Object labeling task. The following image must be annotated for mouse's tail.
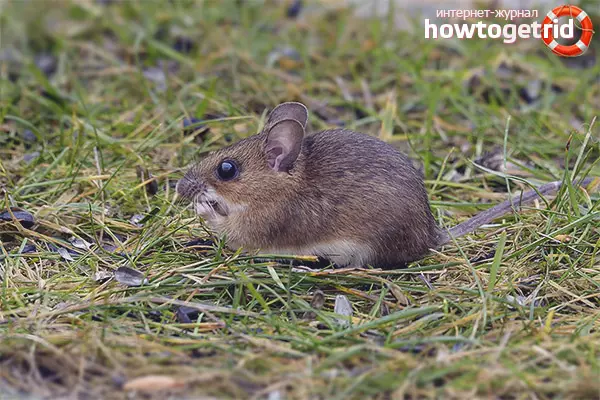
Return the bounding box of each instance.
[438,177,596,246]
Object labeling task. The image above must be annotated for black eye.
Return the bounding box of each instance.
[216,160,239,181]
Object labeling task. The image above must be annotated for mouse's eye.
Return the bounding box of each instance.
[216,160,239,181]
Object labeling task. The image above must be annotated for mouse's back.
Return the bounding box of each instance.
[293,129,440,267]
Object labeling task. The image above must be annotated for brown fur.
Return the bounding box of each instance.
[178,122,441,269]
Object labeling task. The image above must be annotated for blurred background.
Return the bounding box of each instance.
[1,0,597,184]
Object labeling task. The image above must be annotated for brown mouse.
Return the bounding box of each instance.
[177,102,594,269]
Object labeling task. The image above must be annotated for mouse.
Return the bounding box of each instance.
[176,102,594,269]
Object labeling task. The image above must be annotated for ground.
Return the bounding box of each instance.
[0,1,599,399]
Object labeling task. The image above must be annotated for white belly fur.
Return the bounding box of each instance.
[262,239,373,268]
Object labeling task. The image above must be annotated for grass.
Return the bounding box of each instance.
[1,0,599,398]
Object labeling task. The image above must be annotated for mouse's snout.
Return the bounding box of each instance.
[177,170,232,221]
[176,172,205,201]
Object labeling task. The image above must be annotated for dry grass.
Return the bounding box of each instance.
[0,1,599,399]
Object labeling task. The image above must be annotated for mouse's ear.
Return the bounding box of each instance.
[265,118,304,172]
[266,102,308,129]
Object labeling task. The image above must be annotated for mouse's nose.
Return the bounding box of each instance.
[176,174,202,200]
